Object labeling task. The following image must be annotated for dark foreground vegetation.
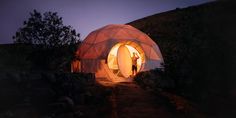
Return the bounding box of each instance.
[0,72,111,118]
[0,43,112,117]
[131,1,236,117]
[0,44,77,72]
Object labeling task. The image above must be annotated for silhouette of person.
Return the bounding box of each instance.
[132,52,139,76]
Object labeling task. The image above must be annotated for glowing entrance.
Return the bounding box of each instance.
[107,42,145,78]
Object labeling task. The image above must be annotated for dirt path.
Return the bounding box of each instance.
[103,81,174,118]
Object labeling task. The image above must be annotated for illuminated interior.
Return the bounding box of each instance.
[107,42,145,78]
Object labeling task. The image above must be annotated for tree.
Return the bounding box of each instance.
[13,10,80,48]
[13,10,80,70]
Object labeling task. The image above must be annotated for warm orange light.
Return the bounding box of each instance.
[125,45,142,70]
[107,42,144,78]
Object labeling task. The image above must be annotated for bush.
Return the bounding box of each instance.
[134,69,175,91]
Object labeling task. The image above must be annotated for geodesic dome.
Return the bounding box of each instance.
[72,24,164,82]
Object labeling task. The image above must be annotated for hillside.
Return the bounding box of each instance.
[129,0,236,117]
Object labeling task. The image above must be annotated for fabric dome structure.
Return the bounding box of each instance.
[71,24,164,82]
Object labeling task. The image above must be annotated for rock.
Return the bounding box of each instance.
[176,105,185,111]
[74,110,83,117]
[4,110,14,118]
[58,96,74,108]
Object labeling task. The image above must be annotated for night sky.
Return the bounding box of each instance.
[0,0,214,44]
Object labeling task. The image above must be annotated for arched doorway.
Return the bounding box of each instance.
[107,41,145,78]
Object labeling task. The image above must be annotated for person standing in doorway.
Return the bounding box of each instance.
[132,52,139,76]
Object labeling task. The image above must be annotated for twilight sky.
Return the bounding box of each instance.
[0,0,214,44]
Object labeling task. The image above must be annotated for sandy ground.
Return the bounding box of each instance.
[110,82,174,118]
[97,78,209,118]
[97,79,174,118]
